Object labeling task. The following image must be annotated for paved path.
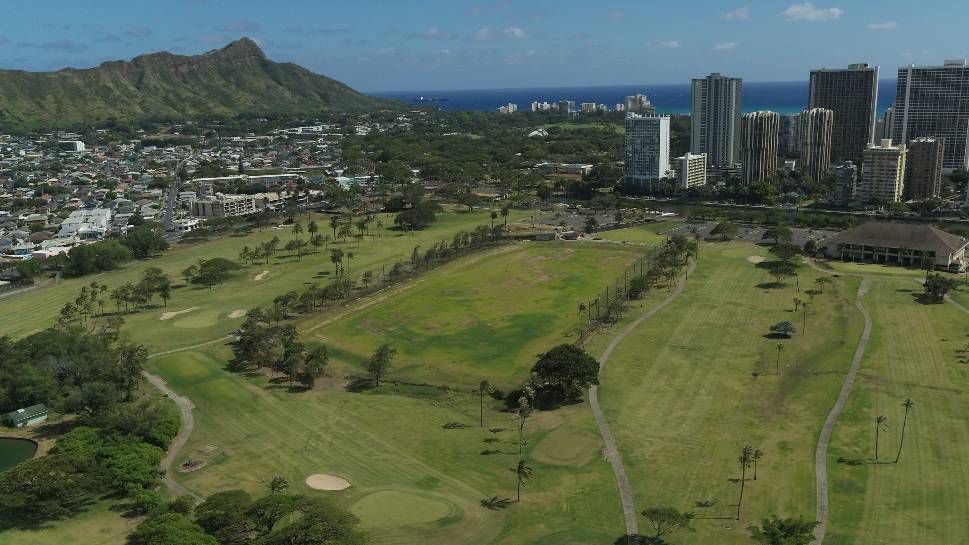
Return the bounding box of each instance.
[590,261,696,543]
[143,370,201,499]
[944,294,969,315]
[812,277,872,544]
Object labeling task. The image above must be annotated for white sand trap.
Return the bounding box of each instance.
[747,255,766,264]
[253,270,269,281]
[305,474,351,491]
[228,309,247,319]
[160,307,199,320]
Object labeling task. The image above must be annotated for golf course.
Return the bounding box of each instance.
[2,211,968,545]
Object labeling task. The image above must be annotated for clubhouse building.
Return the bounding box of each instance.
[821,222,968,272]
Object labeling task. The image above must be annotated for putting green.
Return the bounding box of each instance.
[172,310,221,329]
[350,489,456,529]
[531,426,601,467]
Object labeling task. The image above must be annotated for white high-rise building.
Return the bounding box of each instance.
[893,59,969,172]
[624,114,671,189]
[675,153,707,189]
[740,111,780,185]
[798,108,834,182]
[858,139,907,203]
[691,73,742,168]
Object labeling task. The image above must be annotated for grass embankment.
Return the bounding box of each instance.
[0,210,527,351]
[585,242,863,544]
[824,279,969,545]
[593,220,682,245]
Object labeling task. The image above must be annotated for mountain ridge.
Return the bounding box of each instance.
[0,38,391,131]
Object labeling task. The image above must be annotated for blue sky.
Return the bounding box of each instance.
[1,0,966,92]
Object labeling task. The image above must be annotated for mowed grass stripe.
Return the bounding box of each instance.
[826,279,969,545]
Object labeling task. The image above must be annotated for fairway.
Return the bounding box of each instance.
[306,242,645,389]
[0,209,528,351]
[824,279,969,544]
[585,242,864,544]
[146,342,624,545]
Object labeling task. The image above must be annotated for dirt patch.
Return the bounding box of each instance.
[305,473,351,491]
[747,255,766,264]
[178,444,220,473]
[160,307,199,321]
[228,309,247,319]
[253,269,269,281]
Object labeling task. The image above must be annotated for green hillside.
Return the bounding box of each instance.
[0,38,390,131]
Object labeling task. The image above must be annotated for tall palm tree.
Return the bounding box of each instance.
[346,251,354,275]
[515,459,533,502]
[479,380,491,427]
[737,444,753,520]
[752,449,763,480]
[874,415,888,460]
[490,210,498,229]
[330,215,340,239]
[291,222,304,261]
[894,399,914,463]
[775,343,785,375]
[500,206,509,226]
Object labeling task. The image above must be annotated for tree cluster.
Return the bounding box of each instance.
[131,490,366,545]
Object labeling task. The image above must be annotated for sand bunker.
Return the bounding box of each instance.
[228,309,247,319]
[305,474,351,491]
[253,270,269,281]
[747,256,766,264]
[160,307,199,320]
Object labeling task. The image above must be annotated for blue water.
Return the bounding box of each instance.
[374,81,897,115]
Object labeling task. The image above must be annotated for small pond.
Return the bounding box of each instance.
[0,437,38,472]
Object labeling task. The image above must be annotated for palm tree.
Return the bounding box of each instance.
[517,396,532,456]
[775,343,785,375]
[490,210,498,229]
[500,205,509,226]
[346,251,354,275]
[737,444,753,520]
[308,219,319,242]
[894,399,914,463]
[329,215,340,239]
[478,380,491,427]
[291,222,304,261]
[515,459,533,502]
[874,415,888,460]
[752,449,763,480]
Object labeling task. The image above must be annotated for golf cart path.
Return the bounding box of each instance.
[811,275,872,544]
[590,260,696,541]
[143,370,200,499]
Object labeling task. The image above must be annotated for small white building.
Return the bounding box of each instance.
[57,208,112,240]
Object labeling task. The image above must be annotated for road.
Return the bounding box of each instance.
[590,261,696,543]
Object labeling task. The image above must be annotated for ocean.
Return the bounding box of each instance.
[373,81,897,116]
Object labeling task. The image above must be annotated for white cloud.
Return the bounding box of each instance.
[867,21,898,30]
[473,27,529,41]
[723,6,750,21]
[781,3,843,22]
[647,40,681,49]
[406,27,456,40]
[712,42,737,51]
